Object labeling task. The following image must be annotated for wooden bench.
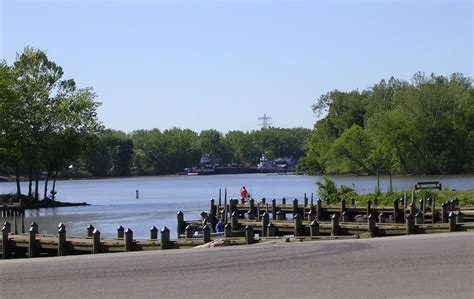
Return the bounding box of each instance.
[414,181,442,190]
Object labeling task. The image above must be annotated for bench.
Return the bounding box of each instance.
[414,181,442,191]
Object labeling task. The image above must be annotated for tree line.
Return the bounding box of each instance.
[298,72,474,175]
[81,127,311,177]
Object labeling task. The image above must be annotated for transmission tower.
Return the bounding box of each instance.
[258,114,273,129]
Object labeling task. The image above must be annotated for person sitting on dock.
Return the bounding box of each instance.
[215,219,225,232]
[240,186,248,203]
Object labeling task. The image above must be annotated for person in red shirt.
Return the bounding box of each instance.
[240,186,248,202]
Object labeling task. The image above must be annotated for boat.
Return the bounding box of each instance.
[256,153,281,173]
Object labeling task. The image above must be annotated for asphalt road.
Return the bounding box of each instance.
[1,232,473,299]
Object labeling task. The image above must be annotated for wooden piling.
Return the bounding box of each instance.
[160,227,170,250]
[87,224,95,237]
[276,210,285,221]
[415,212,424,225]
[304,194,308,207]
[13,214,18,235]
[177,211,184,238]
[331,214,339,236]
[294,214,302,237]
[117,225,124,239]
[21,213,25,234]
[92,228,101,254]
[441,202,447,224]
[28,226,36,258]
[393,199,399,222]
[125,228,133,252]
[456,211,464,224]
[308,209,316,222]
[316,199,322,219]
[310,220,320,237]
[282,197,286,205]
[245,225,253,245]
[224,224,232,238]
[367,200,372,217]
[368,213,376,237]
[3,221,10,233]
[262,213,269,237]
[271,199,277,221]
[150,226,158,240]
[185,225,194,239]
[231,212,239,230]
[218,188,222,206]
[378,212,387,224]
[292,198,298,216]
[2,225,9,259]
[31,222,38,234]
[406,214,415,235]
[58,225,66,256]
[341,211,348,223]
[410,201,416,216]
[431,198,436,224]
[267,222,276,237]
[448,212,456,232]
[203,224,211,244]
[341,198,346,214]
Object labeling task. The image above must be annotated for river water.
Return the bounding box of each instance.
[1,173,472,238]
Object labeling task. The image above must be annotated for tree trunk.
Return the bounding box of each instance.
[15,166,21,198]
[51,170,58,201]
[43,172,50,201]
[34,173,40,202]
[28,167,33,198]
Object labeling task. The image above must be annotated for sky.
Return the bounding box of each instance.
[1,0,472,133]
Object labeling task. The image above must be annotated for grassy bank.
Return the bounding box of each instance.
[0,194,88,208]
[345,189,474,207]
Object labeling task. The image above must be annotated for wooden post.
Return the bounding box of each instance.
[229,199,235,216]
[224,188,227,203]
[368,213,376,237]
[403,192,407,210]
[276,210,285,221]
[256,204,261,222]
[415,212,424,225]
[249,198,255,214]
[203,224,211,244]
[456,211,464,224]
[271,199,277,221]
[292,198,298,216]
[87,224,95,237]
[177,211,184,238]
[419,199,424,214]
[448,212,456,232]
[29,226,36,258]
[282,197,286,205]
[3,221,10,233]
[224,198,228,223]
[58,225,66,256]
[218,188,222,207]
[341,211,348,222]
[311,193,314,208]
[31,222,38,234]
[341,198,346,214]
[13,214,18,235]
[331,214,339,236]
[2,225,9,259]
[367,200,372,217]
[393,199,399,223]
[160,227,170,250]
[304,193,308,207]
[316,199,322,219]
[441,202,447,224]
[185,225,194,239]
[267,222,276,237]
[210,199,215,216]
[261,197,266,205]
[247,209,255,221]
[224,224,232,238]
[406,214,415,235]
[21,213,25,234]
[150,226,158,240]
[231,212,239,230]
[308,209,316,222]
[310,220,320,237]
[409,201,416,216]
[431,198,436,224]
[294,214,302,237]
[92,228,100,254]
[378,212,387,224]
[245,225,253,245]
[262,213,269,237]
[124,228,133,252]
[117,225,124,239]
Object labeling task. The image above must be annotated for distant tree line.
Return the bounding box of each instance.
[81,127,311,177]
[298,73,474,175]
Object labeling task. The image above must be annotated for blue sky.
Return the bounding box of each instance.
[1,0,472,133]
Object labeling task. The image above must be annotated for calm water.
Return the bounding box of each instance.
[1,173,473,238]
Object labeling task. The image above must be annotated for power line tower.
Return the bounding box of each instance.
[258,114,272,129]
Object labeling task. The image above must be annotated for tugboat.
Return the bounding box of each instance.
[188,154,215,175]
[256,153,280,173]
